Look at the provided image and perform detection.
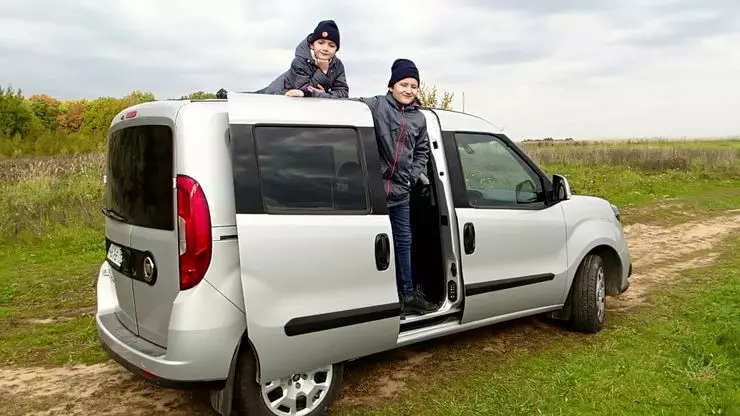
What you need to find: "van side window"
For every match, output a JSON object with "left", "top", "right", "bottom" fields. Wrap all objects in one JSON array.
[
  {"left": 454, "top": 132, "right": 545, "bottom": 208},
  {"left": 254, "top": 126, "right": 369, "bottom": 213}
]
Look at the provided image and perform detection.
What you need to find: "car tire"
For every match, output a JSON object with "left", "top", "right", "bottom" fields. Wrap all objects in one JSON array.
[
  {"left": 234, "top": 346, "right": 344, "bottom": 416},
  {"left": 569, "top": 253, "right": 606, "bottom": 333}
]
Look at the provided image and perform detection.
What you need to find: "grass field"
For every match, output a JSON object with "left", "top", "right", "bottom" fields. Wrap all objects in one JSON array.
[
  {"left": 335, "top": 236, "right": 740, "bottom": 416},
  {"left": 1, "top": 138, "right": 739, "bottom": 414}
]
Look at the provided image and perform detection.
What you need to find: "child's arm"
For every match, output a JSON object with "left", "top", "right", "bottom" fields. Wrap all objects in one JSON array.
[
  {"left": 308, "top": 62, "right": 349, "bottom": 99},
  {"left": 285, "top": 56, "right": 315, "bottom": 93}
]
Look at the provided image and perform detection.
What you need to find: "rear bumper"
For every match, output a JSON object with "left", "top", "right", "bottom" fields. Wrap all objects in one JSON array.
[{"left": 95, "top": 262, "right": 246, "bottom": 389}]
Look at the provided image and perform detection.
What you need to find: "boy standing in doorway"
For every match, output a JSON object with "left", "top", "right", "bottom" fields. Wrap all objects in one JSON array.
[{"left": 356, "top": 59, "right": 438, "bottom": 315}]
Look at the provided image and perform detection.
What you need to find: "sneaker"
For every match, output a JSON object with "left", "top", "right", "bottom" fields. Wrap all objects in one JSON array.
[{"left": 402, "top": 290, "right": 438, "bottom": 315}]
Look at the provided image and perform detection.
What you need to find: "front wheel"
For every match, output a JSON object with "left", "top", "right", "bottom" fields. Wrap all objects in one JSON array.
[
  {"left": 569, "top": 253, "right": 606, "bottom": 333},
  {"left": 234, "top": 348, "right": 344, "bottom": 416}
]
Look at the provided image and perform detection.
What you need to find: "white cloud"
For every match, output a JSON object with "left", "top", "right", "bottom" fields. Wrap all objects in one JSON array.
[{"left": 1, "top": 0, "right": 739, "bottom": 139}]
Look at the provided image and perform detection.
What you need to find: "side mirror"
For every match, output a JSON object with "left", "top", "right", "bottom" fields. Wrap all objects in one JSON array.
[
  {"left": 552, "top": 174, "right": 572, "bottom": 201},
  {"left": 515, "top": 179, "right": 537, "bottom": 204}
]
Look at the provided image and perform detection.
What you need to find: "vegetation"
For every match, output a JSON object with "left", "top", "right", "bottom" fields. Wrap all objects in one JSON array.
[
  {"left": 0, "top": 138, "right": 737, "bottom": 368},
  {"left": 0, "top": 83, "right": 453, "bottom": 157},
  {"left": 336, "top": 236, "right": 740, "bottom": 416},
  {"left": 1, "top": 84, "right": 738, "bottom": 414},
  {"left": 0, "top": 85, "right": 222, "bottom": 157},
  {"left": 417, "top": 81, "right": 454, "bottom": 109}
]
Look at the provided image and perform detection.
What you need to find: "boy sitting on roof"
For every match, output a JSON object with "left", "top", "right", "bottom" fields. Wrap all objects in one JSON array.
[{"left": 258, "top": 20, "right": 349, "bottom": 99}]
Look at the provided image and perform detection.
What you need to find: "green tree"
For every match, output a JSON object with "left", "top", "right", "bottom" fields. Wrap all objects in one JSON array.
[
  {"left": 80, "top": 91, "right": 155, "bottom": 137},
  {"left": 121, "top": 90, "right": 155, "bottom": 107},
  {"left": 0, "top": 85, "right": 39, "bottom": 139},
  {"left": 180, "top": 91, "right": 217, "bottom": 100},
  {"left": 27, "top": 94, "right": 62, "bottom": 131},
  {"left": 80, "top": 97, "right": 124, "bottom": 137},
  {"left": 417, "top": 81, "right": 454, "bottom": 109}
]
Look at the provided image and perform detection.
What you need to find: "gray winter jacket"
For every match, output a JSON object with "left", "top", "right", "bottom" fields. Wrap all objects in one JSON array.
[
  {"left": 258, "top": 37, "right": 349, "bottom": 98},
  {"left": 356, "top": 93, "right": 430, "bottom": 207}
]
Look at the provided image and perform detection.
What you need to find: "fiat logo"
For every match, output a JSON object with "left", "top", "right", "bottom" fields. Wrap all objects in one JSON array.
[{"left": 143, "top": 256, "right": 155, "bottom": 283}]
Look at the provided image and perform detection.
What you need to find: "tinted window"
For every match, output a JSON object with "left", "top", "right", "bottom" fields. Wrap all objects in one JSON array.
[
  {"left": 254, "top": 126, "right": 369, "bottom": 213},
  {"left": 454, "top": 133, "right": 544, "bottom": 207},
  {"left": 105, "top": 125, "right": 174, "bottom": 230}
]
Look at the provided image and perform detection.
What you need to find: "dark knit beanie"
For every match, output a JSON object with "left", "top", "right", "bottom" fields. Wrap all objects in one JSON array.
[
  {"left": 308, "top": 20, "right": 340, "bottom": 50},
  {"left": 388, "top": 59, "right": 420, "bottom": 87}
]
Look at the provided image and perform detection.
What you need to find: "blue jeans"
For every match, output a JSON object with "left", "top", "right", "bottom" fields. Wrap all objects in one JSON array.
[{"left": 389, "top": 201, "right": 414, "bottom": 295}]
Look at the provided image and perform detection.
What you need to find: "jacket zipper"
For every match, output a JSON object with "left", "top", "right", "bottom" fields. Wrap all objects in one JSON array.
[{"left": 385, "top": 107, "right": 407, "bottom": 196}]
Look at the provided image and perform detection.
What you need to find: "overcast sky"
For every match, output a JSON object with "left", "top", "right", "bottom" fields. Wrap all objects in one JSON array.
[{"left": 2, "top": 0, "right": 739, "bottom": 139}]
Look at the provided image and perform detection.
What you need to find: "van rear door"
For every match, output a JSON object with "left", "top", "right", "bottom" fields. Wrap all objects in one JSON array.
[
  {"left": 103, "top": 217, "right": 136, "bottom": 335},
  {"left": 228, "top": 93, "right": 402, "bottom": 382},
  {"left": 105, "top": 121, "right": 179, "bottom": 348}
]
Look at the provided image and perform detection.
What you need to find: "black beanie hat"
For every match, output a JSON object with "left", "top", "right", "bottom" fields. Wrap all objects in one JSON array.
[
  {"left": 388, "top": 58, "right": 420, "bottom": 87},
  {"left": 309, "top": 20, "right": 340, "bottom": 50}
]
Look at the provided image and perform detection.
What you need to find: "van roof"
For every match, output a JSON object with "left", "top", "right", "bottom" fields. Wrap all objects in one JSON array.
[{"left": 111, "top": 93, "right": 504, "bottom": 135}]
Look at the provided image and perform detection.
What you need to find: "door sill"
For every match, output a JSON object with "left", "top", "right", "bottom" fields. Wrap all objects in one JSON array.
[{"left": 400, "top": 308, "right": 461, "bottom": 331}]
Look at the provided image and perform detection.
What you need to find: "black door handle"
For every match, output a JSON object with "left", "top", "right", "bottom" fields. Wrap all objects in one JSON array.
[
  {"left": 463, "top": 223, "right": 476, "bottom": 254},
  {"left": 375, "top": 233, "right": 390, "bottom": 271}
]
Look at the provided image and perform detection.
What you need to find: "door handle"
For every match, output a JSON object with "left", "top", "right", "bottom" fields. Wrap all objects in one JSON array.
[
  {"left": 463, "top": 223, "right": 476, "bottom": 254},
  {"left": 375, "top": 233, "right": 390, "bottom": 271}
]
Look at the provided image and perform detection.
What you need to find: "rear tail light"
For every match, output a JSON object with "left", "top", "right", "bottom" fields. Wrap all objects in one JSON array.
[{"left": 176, "top": 175, "right": 212, "bottom": 291}]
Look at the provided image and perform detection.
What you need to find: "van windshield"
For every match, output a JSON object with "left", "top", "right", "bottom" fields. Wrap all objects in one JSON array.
[{"left": 105, "top": 125, "right": 174, "bottom": 231}]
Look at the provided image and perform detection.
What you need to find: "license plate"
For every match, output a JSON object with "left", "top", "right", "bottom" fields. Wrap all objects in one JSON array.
[{"left": 107, "top": 243, "right": 124, "bottom": 268}]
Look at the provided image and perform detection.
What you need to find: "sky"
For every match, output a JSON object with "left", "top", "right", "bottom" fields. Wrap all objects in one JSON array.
[{"left": 1, "top": 0, "right": 739, "bottom": 140}]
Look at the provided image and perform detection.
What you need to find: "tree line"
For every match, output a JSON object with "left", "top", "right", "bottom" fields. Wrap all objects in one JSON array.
[{"left": 0, "top": 83, "right": 453, "bottom": 157}]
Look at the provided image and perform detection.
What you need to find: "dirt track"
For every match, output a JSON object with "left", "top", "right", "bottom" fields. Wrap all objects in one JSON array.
[{"left": 3, "top": 211, "right": 740, "bottom": 416}]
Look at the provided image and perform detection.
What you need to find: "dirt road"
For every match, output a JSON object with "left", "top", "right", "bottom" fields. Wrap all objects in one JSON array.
[{"left": 3, "top": 211, "right": 740, "bottom": 416}]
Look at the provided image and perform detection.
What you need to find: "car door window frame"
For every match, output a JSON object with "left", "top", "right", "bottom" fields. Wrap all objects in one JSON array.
[
  {"left": 442, "top": 130, "right": 554, "bottom": 210},
  {"left": 230, "top": 123, "right": 389, "bottom": 216}
]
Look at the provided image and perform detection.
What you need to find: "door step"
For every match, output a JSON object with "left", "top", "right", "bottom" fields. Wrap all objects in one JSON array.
[{"left": 400, "top": 308, "right": 461, "bottom": 330}]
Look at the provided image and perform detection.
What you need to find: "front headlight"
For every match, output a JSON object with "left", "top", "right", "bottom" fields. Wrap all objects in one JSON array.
[{"left": 610, "top": 203, "right": 621, "bottom": 223}]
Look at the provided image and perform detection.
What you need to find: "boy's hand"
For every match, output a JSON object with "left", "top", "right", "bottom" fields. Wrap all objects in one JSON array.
[
  {"left": 315, "top": 58, "right": 330, "bottom": 73},
  {"left": 307, "top": 85, "right": 325, "bottom": 94},
  {"left": 285, "top": 89, "right": 305, "bottom": 97}
]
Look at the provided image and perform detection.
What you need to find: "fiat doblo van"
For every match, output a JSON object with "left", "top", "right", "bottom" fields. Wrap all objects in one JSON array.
[{"left": 96, "top": 92, "right": 632, "bottom": 416}]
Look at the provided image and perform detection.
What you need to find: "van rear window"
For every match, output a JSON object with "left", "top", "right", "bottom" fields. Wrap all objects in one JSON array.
[{"left": 105, "top": 125, "right": 174, "bottom": 230}]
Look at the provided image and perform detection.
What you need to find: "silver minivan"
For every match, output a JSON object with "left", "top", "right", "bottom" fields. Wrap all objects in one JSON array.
[{"left": 96, "top": 92, "right": 632, "bottom": 416}]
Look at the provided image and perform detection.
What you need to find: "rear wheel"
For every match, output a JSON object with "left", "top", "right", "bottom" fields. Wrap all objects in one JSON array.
[
  {"left": 569, "top": 253, "right": 606, "bottom": 333},
  {"left": 234, "top": 347, "right": 344, "bottom": 416}
]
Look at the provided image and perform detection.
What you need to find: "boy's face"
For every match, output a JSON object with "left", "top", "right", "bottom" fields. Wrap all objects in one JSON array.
[
  {"left": 310, "top": 39, "right": 337, "bottom": 61},
  {"left": 389, "top": 78, "right": 419, "bottom": 105}
]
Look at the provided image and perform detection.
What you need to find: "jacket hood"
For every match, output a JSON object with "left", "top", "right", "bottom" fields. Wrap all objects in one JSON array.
[{"left": 295, "top": 37, "right": 313, "bottom": 60}]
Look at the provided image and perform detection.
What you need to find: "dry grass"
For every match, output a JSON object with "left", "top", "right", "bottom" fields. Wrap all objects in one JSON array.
[
  {"left": 0, "top": 154, "right": 104, "bottom": 243},
  {"left": 519, "top": 139, "right": 740, "bottom": 177},
  {"left": 0, "top": 139, "right": 738, "bottom": 243},
  {"left": 0, "top": 153, "right": 104, "bottom": 183}
]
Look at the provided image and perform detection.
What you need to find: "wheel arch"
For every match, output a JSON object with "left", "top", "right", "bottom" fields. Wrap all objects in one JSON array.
[
  {"left": 587, "top": 244, "right": 623, "bottom": 296},
  {"left": 552, "top": 243, "right": 623, "bottom": 321}
]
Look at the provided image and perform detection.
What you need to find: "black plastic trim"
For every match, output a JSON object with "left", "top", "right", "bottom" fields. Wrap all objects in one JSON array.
[
  {"left": 229, "top": 123, "right": 388, "bottom": 216},
  {"left": 465, "top": 273, "right": 555, "bottom": 296},
  {"left": 99, "top": 338, "right": 226, "bottom": 391},
  {"left": 230, "top": 123, "right": 264, "bottom": 214},
  {"left": 105, "top": 238, "right": 157, "bottom": 286},
  {"left": 284, "top": 302, "right": 401, "bottom": 337},
  {"left": 357, "top": 126, "right": 389, "bottom": 215}
]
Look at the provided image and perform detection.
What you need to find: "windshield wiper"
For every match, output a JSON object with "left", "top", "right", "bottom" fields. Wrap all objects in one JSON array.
[{"left": 102, "top": 207, "right": 128, "bottom": 222}]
